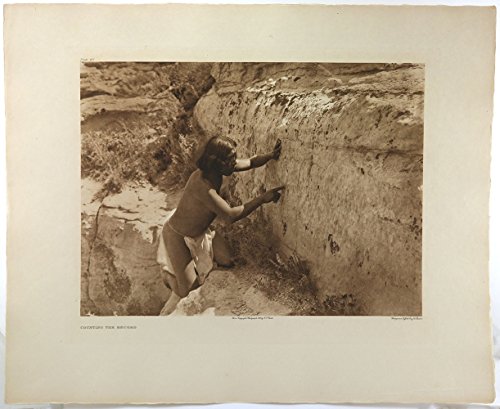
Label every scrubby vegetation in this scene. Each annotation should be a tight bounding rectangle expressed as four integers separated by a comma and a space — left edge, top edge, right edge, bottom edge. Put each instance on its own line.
218, 216, 360, 315
81, 115, 200, 197
80, 62, 214, 196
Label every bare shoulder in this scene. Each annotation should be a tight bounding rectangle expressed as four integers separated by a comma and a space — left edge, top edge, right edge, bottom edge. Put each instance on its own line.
185, 170, 211, 199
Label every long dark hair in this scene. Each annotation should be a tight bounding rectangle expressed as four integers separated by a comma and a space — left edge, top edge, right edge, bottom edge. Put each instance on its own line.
196, 136, 237, 174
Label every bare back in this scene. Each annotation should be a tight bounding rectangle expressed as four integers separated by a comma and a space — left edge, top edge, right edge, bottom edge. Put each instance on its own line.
168, 170, 221, 237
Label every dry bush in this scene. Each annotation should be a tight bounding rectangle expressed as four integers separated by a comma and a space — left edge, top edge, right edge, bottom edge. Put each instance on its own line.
321, 293, 361, 316
217, 216, 323, 314
81, 62, 214, 196
218, 214, 361, 315
81, 113, 204, 197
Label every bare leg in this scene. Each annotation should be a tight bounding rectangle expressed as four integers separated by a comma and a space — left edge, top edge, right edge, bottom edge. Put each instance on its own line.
213, 233, 234, 267
160, 291, 181, 315
160, 266, 202, 315
160, 270, 182, 316
163, 271, 180, 295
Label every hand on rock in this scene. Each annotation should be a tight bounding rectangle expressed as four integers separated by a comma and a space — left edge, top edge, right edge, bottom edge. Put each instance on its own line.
263, 185, 285, 204
272, 139, 282, 160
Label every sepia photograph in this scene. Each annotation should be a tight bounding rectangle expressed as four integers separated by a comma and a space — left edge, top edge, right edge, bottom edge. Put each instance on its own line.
81, 62, 424, 317
7, 4, 496, 403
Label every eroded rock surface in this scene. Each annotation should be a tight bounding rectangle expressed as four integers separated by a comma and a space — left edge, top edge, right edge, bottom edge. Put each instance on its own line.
81, 179, 181, 315
195, 63, 423, 315
80, 62, 183, 132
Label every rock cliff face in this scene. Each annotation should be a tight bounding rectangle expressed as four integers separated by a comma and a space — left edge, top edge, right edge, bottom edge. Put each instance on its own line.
195, 63, 423, 315
81, 179, 181, 315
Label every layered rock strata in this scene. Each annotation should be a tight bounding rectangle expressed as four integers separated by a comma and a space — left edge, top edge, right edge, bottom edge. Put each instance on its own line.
195, 63, 423, 315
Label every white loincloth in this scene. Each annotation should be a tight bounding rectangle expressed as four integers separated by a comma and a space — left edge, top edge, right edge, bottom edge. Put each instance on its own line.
157, 209, 215, 285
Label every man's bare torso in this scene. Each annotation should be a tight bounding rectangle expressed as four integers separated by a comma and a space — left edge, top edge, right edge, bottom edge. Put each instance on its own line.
168, 170, 221, 237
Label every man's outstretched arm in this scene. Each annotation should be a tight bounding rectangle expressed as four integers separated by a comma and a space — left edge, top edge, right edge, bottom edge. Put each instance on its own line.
234, 139, 282, 172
